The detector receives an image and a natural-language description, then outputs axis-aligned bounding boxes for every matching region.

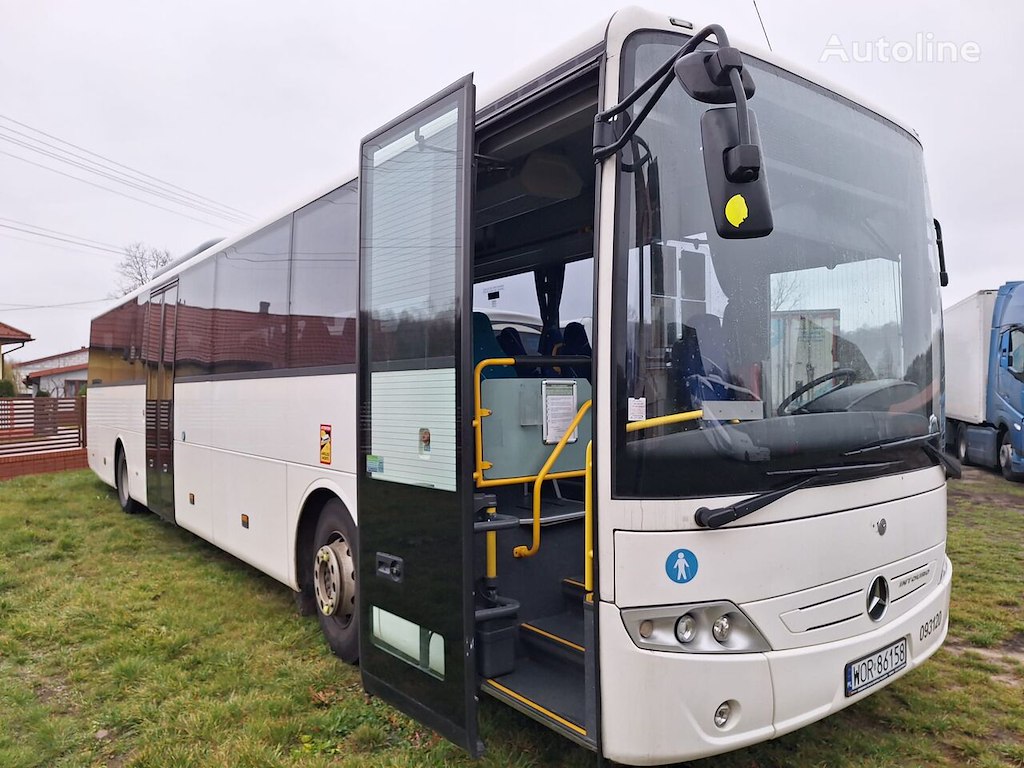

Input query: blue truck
[944,282,1024,480]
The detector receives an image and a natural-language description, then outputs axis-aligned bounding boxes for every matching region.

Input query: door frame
[356,74,481,756]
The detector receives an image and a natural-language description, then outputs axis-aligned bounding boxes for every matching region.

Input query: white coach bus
[87,7,955,764]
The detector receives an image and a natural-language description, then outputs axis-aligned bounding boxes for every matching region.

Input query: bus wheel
[312,500,359,663]
[955,423,969,464]
[999,431,1024,482]
[115,448,140,514]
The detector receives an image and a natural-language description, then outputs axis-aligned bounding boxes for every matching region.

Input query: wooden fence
[0,397,87,457]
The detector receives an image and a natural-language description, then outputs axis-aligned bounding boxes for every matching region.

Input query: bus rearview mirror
[701,107,774,239]
[674,48,755,104]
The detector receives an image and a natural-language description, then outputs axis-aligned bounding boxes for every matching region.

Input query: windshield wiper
[695,474,821,529]
[844,433,961,478]
[694,460,904,529]
[843,433,936,456]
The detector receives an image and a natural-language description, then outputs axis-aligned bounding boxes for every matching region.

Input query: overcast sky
[0,0,1017,360]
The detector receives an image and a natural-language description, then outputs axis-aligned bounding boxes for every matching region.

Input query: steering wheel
[776,368,857,416]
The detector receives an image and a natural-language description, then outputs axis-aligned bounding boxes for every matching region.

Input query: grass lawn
[0,467,1021,767]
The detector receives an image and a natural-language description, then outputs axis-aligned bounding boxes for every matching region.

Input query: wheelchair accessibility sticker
[665,549,698,584]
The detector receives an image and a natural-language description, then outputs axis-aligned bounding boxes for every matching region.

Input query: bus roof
[108,6,919,310]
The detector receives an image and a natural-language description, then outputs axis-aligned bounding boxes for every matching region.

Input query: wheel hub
[313,537,355,619]
[1001,441,1013,468]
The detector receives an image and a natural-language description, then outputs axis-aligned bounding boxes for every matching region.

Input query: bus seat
[474,312,514,379]
[562,322,591,356]
[497,327,540,377]
[671,326,705,412]
[559,321,592,381]
[497,326,527,357]
[685,313,728,378]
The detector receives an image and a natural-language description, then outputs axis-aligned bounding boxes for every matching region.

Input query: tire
[115,448,141,514]
[999,431,1024,482]
[311,499,359,663]
[955,423,969,465]
[293,586,317,617]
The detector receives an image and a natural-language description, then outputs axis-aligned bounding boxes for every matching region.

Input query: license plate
[844,637,908,696]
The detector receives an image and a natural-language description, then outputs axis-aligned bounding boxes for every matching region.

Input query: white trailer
[944,290,997,428]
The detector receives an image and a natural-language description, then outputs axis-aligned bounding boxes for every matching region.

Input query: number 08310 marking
[919,610,943,642]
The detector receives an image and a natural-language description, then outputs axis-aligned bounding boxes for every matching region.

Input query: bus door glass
[144,281,177,521]
[356,76,481,755]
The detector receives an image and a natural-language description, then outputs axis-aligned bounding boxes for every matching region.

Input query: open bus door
[356,76,481,755]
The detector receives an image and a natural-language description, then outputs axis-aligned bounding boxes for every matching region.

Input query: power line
[0,148,225,228]
[0,231,121,260]
[0,221,124,255]
[0,216,122,251]
[0,129,250,225]
[752,0,773,52]
[0,297,111,312]
[0,113,251,220]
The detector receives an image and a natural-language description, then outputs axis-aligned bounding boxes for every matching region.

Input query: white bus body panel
[172,372,357,588]
[944,289,997,425]
[600,558,950,765]
[86,384,147,507]
[600,478,949,763]
[613,482,946,608]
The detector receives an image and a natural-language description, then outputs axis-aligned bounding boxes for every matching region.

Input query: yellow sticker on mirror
[725,194,748,228]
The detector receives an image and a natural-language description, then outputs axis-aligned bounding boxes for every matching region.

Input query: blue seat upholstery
[558,321,592,381]
[473,312,515,379]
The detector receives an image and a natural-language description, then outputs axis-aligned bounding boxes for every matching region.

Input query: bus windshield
[612,32,943,499]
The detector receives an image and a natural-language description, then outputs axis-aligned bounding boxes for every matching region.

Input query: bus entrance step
[520,612,585,663]
[561,575,587,602]
[483,655,592,749]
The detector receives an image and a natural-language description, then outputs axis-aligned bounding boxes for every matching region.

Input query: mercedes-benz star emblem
[866,575,889,622]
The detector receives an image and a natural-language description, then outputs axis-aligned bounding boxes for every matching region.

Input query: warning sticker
[319,424,332,465]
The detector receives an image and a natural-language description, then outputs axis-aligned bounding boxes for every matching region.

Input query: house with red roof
[15,347,88,397]
[0,322,34,384]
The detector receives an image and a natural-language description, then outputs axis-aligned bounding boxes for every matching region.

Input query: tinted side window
[212,218,292,373]
[289,181,359,367]
[175,257,216,377]
[88,298,145,385]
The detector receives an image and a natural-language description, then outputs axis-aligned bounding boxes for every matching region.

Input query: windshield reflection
[613,33,943,499]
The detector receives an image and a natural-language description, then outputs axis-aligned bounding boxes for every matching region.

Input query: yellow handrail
[484,503,498,581]
[514,399,593,559]
[473,357,514,484]
[584,440,594,597]
[625,408,703,433]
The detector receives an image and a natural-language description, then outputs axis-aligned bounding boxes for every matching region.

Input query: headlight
[712,614,731,643]
[621,601,771,654]
[675,614,697,644]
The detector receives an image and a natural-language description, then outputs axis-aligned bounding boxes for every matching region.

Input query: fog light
[639,619,654,639]
[675,614,697,644]
[714,701,731,728]
[712,614,731,643]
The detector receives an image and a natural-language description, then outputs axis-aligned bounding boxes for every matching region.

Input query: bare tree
[113,242,173,296]
[770,271,803,312]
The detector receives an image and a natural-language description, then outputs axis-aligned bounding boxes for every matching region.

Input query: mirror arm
[729,68,751,145]
[934,218,949,287]
[594,24,730,162]
[594,71,674,162]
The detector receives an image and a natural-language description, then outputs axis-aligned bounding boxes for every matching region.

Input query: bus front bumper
[598,556,952,766]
